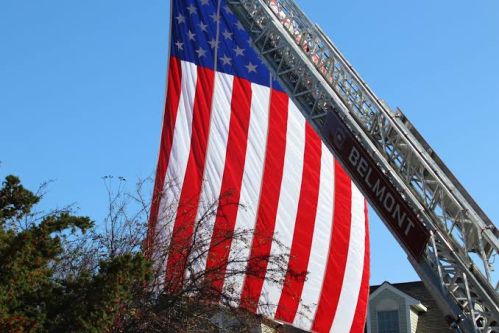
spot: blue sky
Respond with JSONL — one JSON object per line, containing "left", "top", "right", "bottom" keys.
{"left": 1, "top": 0, "right": 498, "bottom": 285}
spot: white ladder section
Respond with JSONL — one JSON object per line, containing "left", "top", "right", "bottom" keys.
{"left": 226, "top": 0, "right": 499, "bottom": 331}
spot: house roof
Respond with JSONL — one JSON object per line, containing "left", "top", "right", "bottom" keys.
{"left": 369, "top": 281, "right": 452, "bottom": 332}
{"left": 370, "top": 281, "right": 428, "bottom": 312}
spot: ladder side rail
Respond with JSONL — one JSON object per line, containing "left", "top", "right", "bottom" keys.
{"left": 393, "top": 107, "right": 497, "bottom": 239}
{"left": 268, "top": 0, "right": 499, "bottom": 261}
{"left": 263, "top": 0, "right": 498, "bottom": 286}
{"left": 318, "top": 32, "right": 493, "bottom": 237}
{"left": 317, "top": 20, "right": 499, "bottom": 284}
{"left": 226, "top": 1, "right": 499, "bottom": 331}
{"left": 274, "top": 0, "right": 496, "bottom": 235}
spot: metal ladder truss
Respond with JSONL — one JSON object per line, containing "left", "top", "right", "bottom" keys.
{"left": 226, "top": 0, "right": 499, "bottom": 331}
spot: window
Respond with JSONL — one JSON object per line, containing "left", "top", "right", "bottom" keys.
{"left": 377, "top": 310, "right": 400, "bottom": 333}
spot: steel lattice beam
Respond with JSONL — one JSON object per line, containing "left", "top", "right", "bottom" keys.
{"left": 226, "top": 0, "right": 499, "bottom": 331}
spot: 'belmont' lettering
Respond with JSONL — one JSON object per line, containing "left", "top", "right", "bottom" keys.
{"left": 321, "top": 112, "right": 429, "bottom": 258}
{"left": 372, "top": 179, "right": 386, "bottom": 201}
{"left": 348, "top": 146, "right": 416, "bottom": 238}
{"left": 383, "top": 192, "right": 395, "bottom": 211}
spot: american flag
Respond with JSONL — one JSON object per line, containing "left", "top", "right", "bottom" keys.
{"left": 147, "top": 0, "right": 369, "bottom": 331}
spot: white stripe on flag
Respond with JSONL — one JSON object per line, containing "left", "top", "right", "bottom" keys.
{"left": 222, "top": 82, "right": 271, "bottom": 305}
{"left": 257, "top": 102, "right": 306, "bottom": 316}
{"left": 329, "top": 183, "right": 366, "bottom": 333}
{"left": 188, "top": 71, "right": 234, "bottom": 278}
{"left": 155, "top": 61, "right": 198, "bottom": 285}
{"left": 293, "top": 144, "right": 335, "bottom": 330}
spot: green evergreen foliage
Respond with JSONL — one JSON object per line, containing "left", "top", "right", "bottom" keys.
{"left": 0, "top": 176, "right": 149, "bottom": 333}
{"left": 0, "top": 175, "right": 298, "bottom": 332}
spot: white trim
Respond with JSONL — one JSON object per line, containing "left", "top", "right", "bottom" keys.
{"left": 366, "top": 307, "right": 372, "bottom": 333}
{"left": 412, "top": 303, "right": 428, "bottom": 313}
{"left": 405, "top": 303, "right": 411, "bottom": 333}
{"left": 369, "top": 282, "right": 426, "bottom": 310}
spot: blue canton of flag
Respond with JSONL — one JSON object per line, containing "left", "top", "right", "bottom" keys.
{"left": 170, "top": 0, "right": 282, "bottom": 89}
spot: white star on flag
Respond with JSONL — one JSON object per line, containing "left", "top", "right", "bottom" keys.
{"left": 245, "top": 61, "right": 257, "bottom": 73}
{"left": 198, "top": 21, "right": 208, "bottom": 32}
{"left": 210, "top": 13, "right": 220, "bottom": 23}
{"left": 223, "top": 5, "right": 233, "bottom": 15}
{"left": 187, "top": 30, "right": 196, "bottom": 41}
{"left": 234, "top": 46, "right": 245, "bottom": 56}
{"left": 195, "top": 47, "right": 207, "bottom": 58}
{"left": 222, "top": 30, "right": 233, "bottom": 40}
{"left": 175, "top": 13, "right": 186, "bottom": 24}
{"left": 220, "top": 54, "right": 232, "bottom": 65}
{"left": 187, "top": 4, "right": 197, "bottom": 15}
{"left": 208, "top": 38, "right": 219, "bottom": 49}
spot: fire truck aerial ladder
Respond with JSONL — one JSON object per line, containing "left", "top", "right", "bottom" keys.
{"left": 225, "top": 0, "right": 499, "bottom": 332}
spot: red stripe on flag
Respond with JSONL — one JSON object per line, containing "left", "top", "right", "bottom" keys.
{"left": 312, "top": 161, "right": 352, "bottom": 332}
{"left": 204, "top": 77, "right": 252, "bottom": 296}
{"left": 146, "top": 56, "right": 182, "bottom": 257}
{"left": 275, "top": 124, "right": 322, "bottom": 322}
{"left": 240, "top": 89, "right": 289, "bottom": 312}
{"left": 164, "top": 66, "right": 216, "bottom": 293}
{"left": 349, "top": 199, "right": 370, "bottom": 333}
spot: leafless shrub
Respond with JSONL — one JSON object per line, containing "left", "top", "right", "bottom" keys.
{"left": 54, "top": 176, "right": 309, "bottom": 332}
